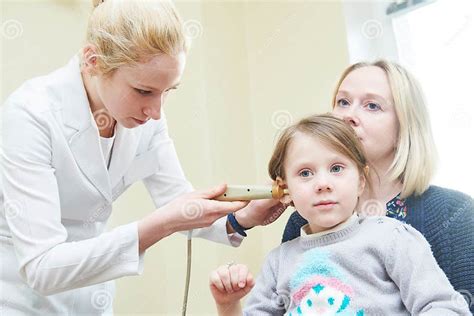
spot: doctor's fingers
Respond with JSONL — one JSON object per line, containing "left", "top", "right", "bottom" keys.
{"left": 205, "top": 199, "right": 249, "bottom": 216}
{"left": 189, "top": 183, "right": 228, "bottom": 199}
{"left": 184, "top": 199, "right": 248, "bottom": 226}
{"left": 176, "top": 199, "right": 248, "bottom": 229}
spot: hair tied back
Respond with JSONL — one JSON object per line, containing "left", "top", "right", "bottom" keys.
{"left": 92, "top": 0, "right": 105, "bottom": 9}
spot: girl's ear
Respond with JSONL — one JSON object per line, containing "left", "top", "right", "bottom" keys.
{"left": 276, "top": 176, "right": 292, "bottom": 204}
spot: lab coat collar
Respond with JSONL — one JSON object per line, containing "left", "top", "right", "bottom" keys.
{"left": 57, "top": 55, "right": 142, "bottom": 202}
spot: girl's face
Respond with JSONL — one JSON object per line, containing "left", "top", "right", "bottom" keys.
{"left": 332, "top": 66, "right": 399, "bottom": 169}
{"left": 93, "top": 52, "right": 186, "bottom": 128}
{"left": 282, "top": 133, "right": 365, "bottom": 234}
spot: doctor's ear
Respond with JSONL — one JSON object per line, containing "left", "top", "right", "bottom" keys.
{"left": 275, "top": 176, "right": 292, "bottom": 205}
{"left": 81, "top": 45, "right": 100, "bottom": 76}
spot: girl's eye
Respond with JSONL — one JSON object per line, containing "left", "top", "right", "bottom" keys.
{"left": 366, "top": 102, "right": 381, "bottom": 111}
{"left": 135, "top": 88, "right": 152, "bottom": 95}
{"left": 299, "top": 170, "right": 313, "bottom": 177}
{"left": 330, "top": 165, "right": 344, "bottom": 173}
{"left": 336, "top": 98, "right": 350, "bottom": 107}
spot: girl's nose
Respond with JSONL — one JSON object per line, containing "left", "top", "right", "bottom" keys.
{"left": 314, "top": 174, "right": 333, "bottom": 192}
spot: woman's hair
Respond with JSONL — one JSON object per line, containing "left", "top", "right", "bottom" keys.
{"left": 332, "top": 60, "right": 437, "bottom": 198}
{"left": 268, "top": 114, "right": 371, "bottom": 192}
{"left": 85, "top": 0, "right": 187, "bottom": 75}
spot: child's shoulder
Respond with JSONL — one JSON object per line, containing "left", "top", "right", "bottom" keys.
{"left": 359, "top": 216, "right": 429, "bottom": 246}
{"left": 264, "top": 235, "right": 306, "bottom": 263}
{"left": 360, "top": 215, "right": 410, "bottom": 230}
{"left": 256, "top": 238, "right": 303, "bottom": 275}
{"left": 273, "top": 235, "right": 301, "bottom": 255}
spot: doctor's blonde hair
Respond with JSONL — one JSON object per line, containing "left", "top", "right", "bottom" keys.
{"left": 85, "top": 0, "right": 187, "bottom": 75}
{"left": 332, "top": 61, "right": 437, "bottom": 198}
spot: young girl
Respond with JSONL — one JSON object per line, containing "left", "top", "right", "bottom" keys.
{"left": 283, "top": 61, "right": 474, "bottom": 312}
{"left": 209, "top": 114, "right": 471, "bottom": 315}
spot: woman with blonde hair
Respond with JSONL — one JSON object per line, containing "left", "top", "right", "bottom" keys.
{"left": 282, "top": 60, "right": 474, "bottom": 312}
{"left": 0, "top": 0, "right": 281, "bottom": 314}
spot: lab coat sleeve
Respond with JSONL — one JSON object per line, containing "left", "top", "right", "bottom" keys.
{"left": 142, "top": 116, "right": 244, "bottom": 247}
{"left": 1, "top": 103, "right": 144, "bottom": 296}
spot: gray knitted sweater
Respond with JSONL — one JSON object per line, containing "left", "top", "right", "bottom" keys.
{"left": 243, "top": 216, "right": 471, "bottom": 315}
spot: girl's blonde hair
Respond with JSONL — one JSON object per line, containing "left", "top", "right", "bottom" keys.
{"left": 268, "top": 114, "right": 372, "bottom": 193}
{"left": 332, "top": 60, "right": 437, "bottom": 198}
{"left": 86, "top": 0, "right": 187, "bottom": 75}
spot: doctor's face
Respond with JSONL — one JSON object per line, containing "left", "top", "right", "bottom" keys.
{"left": 95, "top": 51, "right": 186, "bottom": 128}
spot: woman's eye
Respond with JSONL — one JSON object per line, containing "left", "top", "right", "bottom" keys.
{"left": 366, "top": 102, "right": 381, "bottom": 111}
{"left": 330, "top": 165, "right": 344, "bottom": 173}
{"left": 135, "top": 88, "right": 152, "bottom": 95}
{"left": 336, "top": 98, "right": 350, "bottom": 107}
{"left": 299, "top": 170, "right": 313, "bottom": 177}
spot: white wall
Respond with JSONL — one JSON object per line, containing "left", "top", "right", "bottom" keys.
{"left": 341, "top": 0, "right": 399, "bottom": 63}
{"left": 341, "top": 0, "right": 474, "bottom": 196}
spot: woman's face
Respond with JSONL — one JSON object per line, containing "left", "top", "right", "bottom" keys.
{"left": 332, "top": 66, "right": 399, "bottom": 170}
{"left": 94, "top": 51, "right": 186, "bottom": 128}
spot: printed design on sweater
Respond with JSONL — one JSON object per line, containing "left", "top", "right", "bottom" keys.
{"left": 287, "top": 249, "right": 364, "bottom": 316}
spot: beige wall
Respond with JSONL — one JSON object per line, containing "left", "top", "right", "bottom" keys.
{"left": 1, "top": 0, "right": 348, "bottom": 314}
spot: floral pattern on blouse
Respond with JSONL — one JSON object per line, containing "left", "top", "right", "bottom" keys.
{"left": 386, "top": 193, "right": 407, "bottom": 222}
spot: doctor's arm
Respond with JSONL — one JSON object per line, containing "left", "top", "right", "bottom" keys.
{"left": 137, "top": 184, "right": 249, "bottom": 252}
{"left": 1, "top": 104, "right": 149, "bottom": 295}
{"left": 141, "top": 117, "right": 287, "bottom": 247}
{"left": 1, "top": 103, "right": 246, "bottom": 296}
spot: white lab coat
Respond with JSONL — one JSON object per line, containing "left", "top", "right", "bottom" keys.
{"left": 0, "top": 56, "right": 242, "bottom": 315}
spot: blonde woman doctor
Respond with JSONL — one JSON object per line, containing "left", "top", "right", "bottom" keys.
{"left": 0, "top": 0, "right": 283, "bottom": 314}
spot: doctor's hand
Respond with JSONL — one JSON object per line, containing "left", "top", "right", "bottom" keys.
{"left": 231, "top": 198, "right": 288, "bottom": 230}
{"left": 138, "top": 184, "right": 248, "bottom": 252}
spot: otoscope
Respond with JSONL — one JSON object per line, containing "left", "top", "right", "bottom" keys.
{"left": 215, "top": 184, "right": 289, "bottom": 201}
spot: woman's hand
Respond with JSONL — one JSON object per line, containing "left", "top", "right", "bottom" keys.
{"left": 209, "top": 263, "right": 255, "bottom": 314}
{"left": 138, "top": 184, "right": 248, "bottom": 252}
